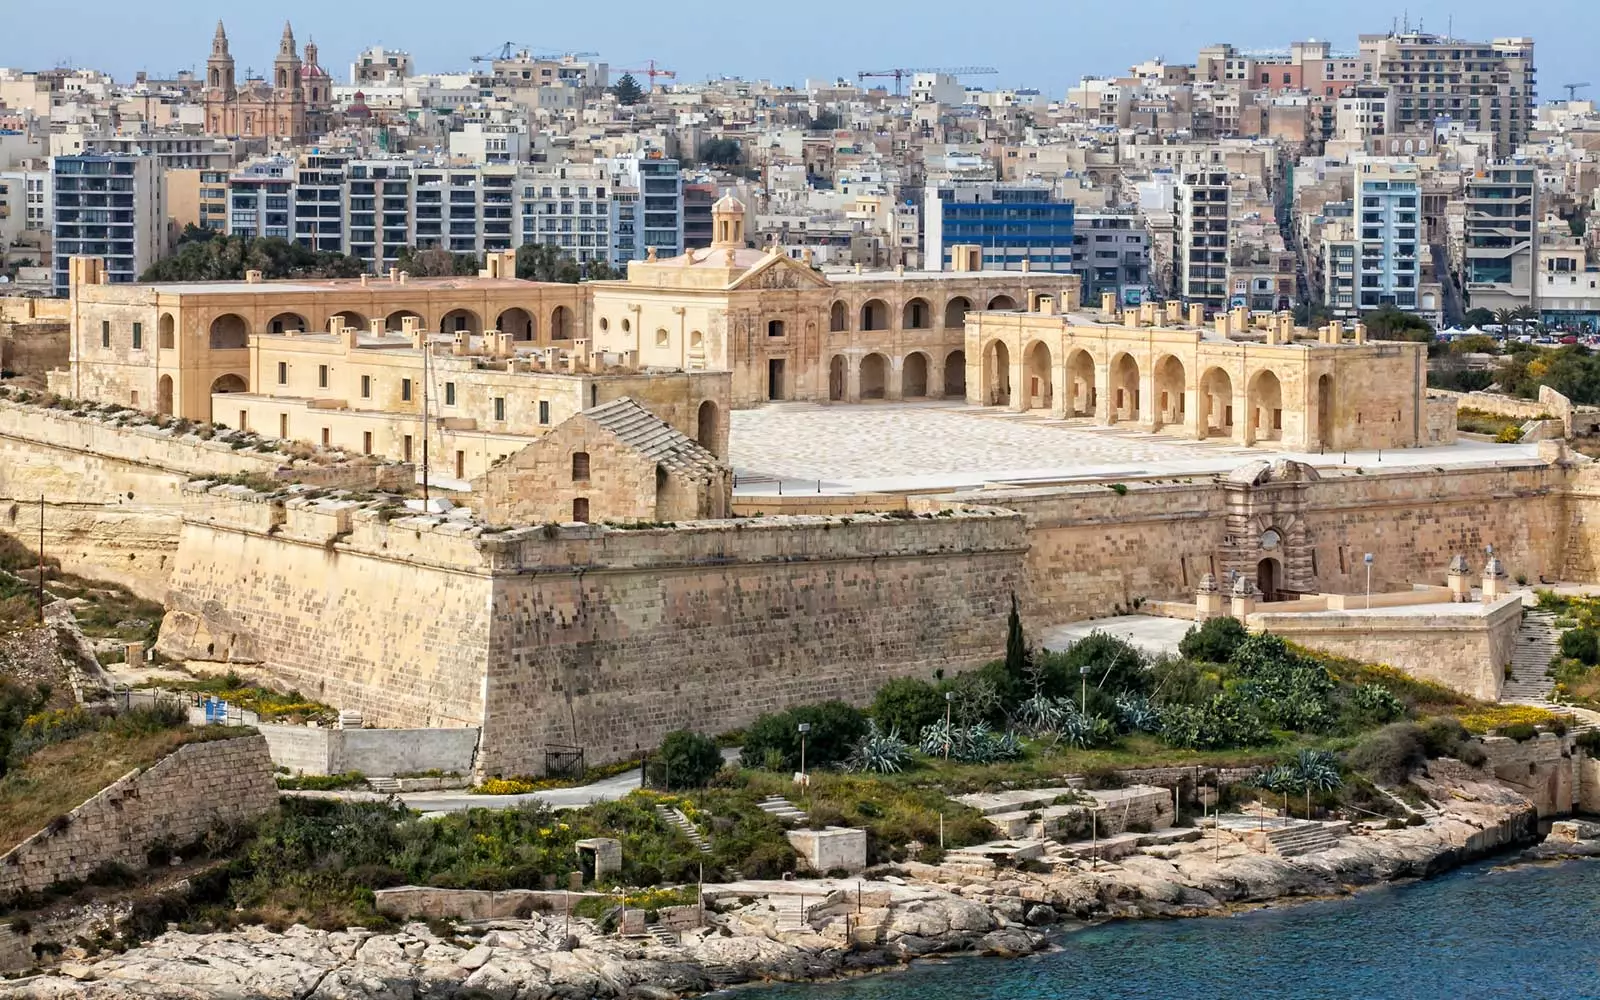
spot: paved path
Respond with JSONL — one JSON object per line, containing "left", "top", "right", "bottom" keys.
{"left": 1038, "top": 615, "right": 1193, "bottom": 657}
{"left": 728, "top": 401, "right": 1541, "bottom": 496}
{"left": 287, "top": 768, "right": 647, "bottom": 813}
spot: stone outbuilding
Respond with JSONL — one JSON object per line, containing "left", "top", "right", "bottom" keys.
{"left": 474, "top": 396, "right": 731, "bottom": 525}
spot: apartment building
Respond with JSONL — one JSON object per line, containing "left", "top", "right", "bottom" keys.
{"left": 293, "top": 151, "right": 347, "bottom": 253}
{"left": 1175, "top": 167, "right": 1230, "bottom": 310}
{"left": 1353, "top": 161, "right": 1423, "bottom": 312}
{"left": 607, "top": 154, "right": 684, "bottom": 265}
{"left": 519, "top": 161, "right": 611, "bottom": 267}
{"left": 1071, "top": 212, "right": 1149, "bottom": 306}
{"left": 413, "top": 163, "right": 517, "bottom": 256}
{"left": 343, "top": 159, "right": 413, "bottom": 271}
{"left": 226, "top": 158, "right": 293, "bottom": 240}
{"left": 1463, "top": 163, "right": 1538, "bottom": 312}
{"left": 50, "top": 153, "right": 165, "bottom": 295}
{"left": 923, "top": 181, "right": 1076, "bottom": 272}
{"left": 1358, "top": 32, "right": 1536, "bottom": 157}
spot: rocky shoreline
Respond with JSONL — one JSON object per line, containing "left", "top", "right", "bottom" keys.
{"left": 0, "top": 769, "right": 1563, "bottom": 999}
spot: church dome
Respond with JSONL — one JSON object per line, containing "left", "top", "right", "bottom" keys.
{"left": 711, "top": 193, "right": 746, "bottom": 213}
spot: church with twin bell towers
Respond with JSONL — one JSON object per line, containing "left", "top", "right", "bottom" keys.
{"left": 203, "top": 21, "right": 332, "bottom": 143}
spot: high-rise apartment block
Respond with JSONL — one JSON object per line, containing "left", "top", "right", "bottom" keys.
{"left": 1463, "top": 163, "right": 1538, "bottom": 312}
{"left": 1357, "top": 32, "right": 1535, "bottom": 156}
{"left": 1354, "top": 161, "right": 1423, "bottom": 312}
{"left": 1175, "top": 168, "right": 1230, "bottom": 309}
{"left": 1071, "top": 212, "right": 1149, "bottom": 306}
{"left": 50, "top": 153, "right": 164, "bottom": 294}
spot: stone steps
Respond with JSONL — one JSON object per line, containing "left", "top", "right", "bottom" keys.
{"left": 1246, "top": 820, "right": 1350, "bottom": 857}
{"left": 1503, "top": 612, "right": 1561, "bottom": 704}
{"left": 758, "top": 796, "right": 808, "bottom": 824}
{"left": 646, "top": 924, "right": 679, "bottom": 946}
{"left": 366, "top": 776, "right": 400, "bottom": 795}
{"left": 654, "top": 804, "right": 711, "bottom": 853}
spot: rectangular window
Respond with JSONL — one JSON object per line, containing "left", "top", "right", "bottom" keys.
{"left": 131, "top": 322, "right": 142, "bottom": 349}
{"left": 320, "top": 427, "right": 331, "bottom": 447}
{"left": 403, "top": 434, "right": 413, "bottom": 462}
{"left": 279, "top": 414, "right": 288, "bottom": 438}
{"left": 401, "top": 379, "right": 412, "bottom": 402}
{"left": 318, "top": 364, "right": 329, "bottom": 389}
{"left": 277, "top": 361, "right": 288, "bottom": 385}
{"left": 444, "top": 382, "right": 456, "bottom": 406}
{"left": 539, "top": 400, "right": 550, "bottom": 425}
{"left": 361, "top": 374, "right": 371, "bottom": 398}
{"left": 493, "top": 396, "right": 505, "bottom": 421}
{"left": 362, "top": 431, "right": 373, "bottom": 455}
{"left": 571, "top": 451, "right": 590, "bottom": 481}
{"left": 101, "top": 320, "right": 110, "bottom": 348}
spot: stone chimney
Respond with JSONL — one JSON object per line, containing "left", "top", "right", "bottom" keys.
{"left": 360, "top": 273, "right": 370, "bottom": 287}
{"left": 1101, "top": 291, "right": 1118, "bottom": 320}
{"left": 1020, "top": 257, "right": 1031, "bottom": 273}
{"left": 388, "top": 267, "right": 399, "bottom": 284}
{"left": 1482, "top": 555, "right": 1510, "bottom": 602}
{"left": 1037, "top": 295, "right": 1057, "bottom": 316}
{"left": 451, "top": 331, "right": 470, "bottom": 356}
{"left": 1188, "top": 303, "right": 1205, "bottom": 327}
{"left": 1062, "top": 275, "right": 1083, "bottom": 312}
{"left": 369, "top": 319, "right": 384, "bottom": 339}
{"left": 1353, "top": 322, "right": 1368, "bottom": 345}
{"left": 1278, "top": 311, "right": 1294, "bottom": 343}
{"left": 245, "top": 269, "right": 263, "bottom": 284}
{"left": 1124, "top": 306, "right": 1140, "bottom": 329}
{"left": 1230, "top": 305, "right": 1248, "bottom": 335}
{"left": 340, "top": 319, "right": 357, "bottom": 353}
{"left": 1215, "top": 315, "right": 1232, "bottom": 339}
{"left": 1139, "top": 301, "right": 1157, "bottom": 327}
{"left": 403, "top": 315, "right": 424, "bottom": 350}
{"left": 1195, "top": 574, "right": 1225, "bottom": 620}
{"left": 1230, "top": 575, "right": 1257, "bottom": 620}
{"left": 1447, "top": 554, "right": 1472, "bottom": 603}
{"left": 398, "top": 270, "right": 409, "bottom": 285}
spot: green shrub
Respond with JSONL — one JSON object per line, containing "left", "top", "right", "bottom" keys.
{"left": 870, "top": 678, "right": 945, "bottom": 736}
{"left": 1039, "top": 632, "right": 1148, "bottom": 701}
{"left": 1561, "top": 628, "right": 1600, "bottom": 667}
{"left": 1499, "top": 722, "right": 1538, "bottom": 742}
{"left": 1419, "top": 717, "right": 1470, "bottom": 758}
{"left": 738, "top": 701, "right": 867, "bottom": 772}
{"left": 1231, "top": 633, "right": 1335, "bottom": 731}
{"left": 1350, "top": 683, "right": 1406, "bottom": 723}
{"left": 1575, "top": 729, "right": 1600, "bottom": 754}
{"left": 1345, "top": 723, "right": 1427, "bottom": 784}
{"left": 1179, "top": 617, "right": 1247, "bottom": 663}
{"left": 1158, "top": 692, "right": 1270, "bottom": 750}
{"left": 647, "top": 730, "right": 721, "bottom": 789}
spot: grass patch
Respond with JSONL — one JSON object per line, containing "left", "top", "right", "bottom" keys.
{"left": 1456, "top": 407, "right": 1538, "bottom": 438}
{"left": 0, "top": 723, "right": 249, "bottom": 855}
{"left": 157, "top": 671, "right": 336, "bottom": 725}
{"left": 277, "top": 772, "right": 367, "bottom": 791}
{"left": 0, "top": 534, "right": 163, "bottom": 642}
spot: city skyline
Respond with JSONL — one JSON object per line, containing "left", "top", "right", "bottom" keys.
{"left": 2, "top": 0, "right": 1591, "bottom": 103}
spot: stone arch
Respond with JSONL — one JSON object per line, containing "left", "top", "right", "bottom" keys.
{"left": 988, "top": 294, "right": 1017, "bottom": 311}
{"left": 157, "top": 374, "right": 173, "bottom": 416}
{"left": 829, "top": 301, "right": 848, "bottom": 332}
{"left": 945, "top": 297, "right": 972, "bottom": 329}
{"left": 982, "top": 339, "right": 1011, "bottom": 406}
{"left": 902, "top": 351, "right": 930, "bottom": 398}
{"left": 158, "top": 313, "right": 176, "bottom": 350}
{"left": 903, "top": 298, "right": 932, "bottom": 330}
{"left": 1256, "top": 556, "right": 1282, "bottom": 602}
{"left": 860, "top": 353, "right": 889, "bottom": 399}
{"left": 697, "top": 399, "right": 720, "bottom": 456}
{"left": 1200, "top": 367, "right": 1235, "bottom": 440}
{"left": 828, "top": 355, "right": 847, "bottom": 401}
{"left": 1153, "top": 354, "right": 1186, "bottom": 429}
{"left": 1248, "top": 369, "right": 1284, "bottom": 444}
{"left": 496, "top": 307, "right": 534, "bottom": 341}
{"left": 551, "top": 306, "right": 574, "bottom": 340}
{"left": 1316, "top": 373, "right": 1335, "bottom": 450}
{"left": 385, "top": 309, "right": 423, "bottom": 332}
{"left": 208, "top": 313, "right": 250, "bottom": 350}
{"left": 331, "top": 310, "right": 366, "bottom": 331}
{"left": 943, "top": 349, "right": 966, "bottom": 398}
{"left": 211, "top": 373, "right": 247, "bottom": 394}
{"left": 1065, "top": 348, "right": 1096, "bottom": 416}
{"left": 860, "top": 299, "right": 889, "bottom": 331}
{"left": 1024, "top": 340, "right": 1053, "bottom": 411}
{"left": 439, "top": 308, "right": 481, "bottom": 334}
{"left": 267, "top": 312, "right": 308, "bottom": 334}
{"left": 1109, "top": 352, "right": 1140, "bottom": 423}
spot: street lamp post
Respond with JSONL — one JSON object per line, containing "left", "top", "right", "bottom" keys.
{"left": 1364, "top": 552, "right": 1374, "bottom": 609}
{"left": 1080, "top": 665, "right": 1090, "bottom": 715}
{"left": 944, "top": 691, "right": 954, "bottom": 760}
{"left": 797, "top": 722, "right": 811, "bottom": 782}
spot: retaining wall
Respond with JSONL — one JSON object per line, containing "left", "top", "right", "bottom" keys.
{"left": 258, "top": 723, "right": 480, "bottom": 777}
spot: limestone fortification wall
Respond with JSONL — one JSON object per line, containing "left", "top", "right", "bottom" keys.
{"left": 0, "top": 735, "right": 277, "bottom": 897}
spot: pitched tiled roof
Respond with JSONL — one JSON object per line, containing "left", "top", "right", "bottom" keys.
{"left": 585, "top": 397, "right": 724, "bottom": 477}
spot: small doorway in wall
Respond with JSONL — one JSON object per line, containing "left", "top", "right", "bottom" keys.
{"left": 1256, "top": 557, "right": 1280, "bottom": 603}
{"left": 768, "top": 358, "right": 786, "bottom": 401}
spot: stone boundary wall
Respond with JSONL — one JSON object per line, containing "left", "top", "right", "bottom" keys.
{"left": 374, "top": 886, "right": 599, "bottom": 920}
{"left": 0, "top": 320, "right": 69, "bottom": 380}
{"left": 0, "top": 299, "right": 68, "bottom": 324}
{"left": 258, "top": 723, "right": 480, "bottom": 777}
{"left": 1479, "top": 732, "right": 1582, "bottom": 818}
{"left": 0, "top": 735, "right": 277, "bottom": 897}
{"left": 1433, "top": 385, "right": 1600, "bottom": 438}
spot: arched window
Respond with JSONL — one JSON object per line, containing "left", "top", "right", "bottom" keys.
{"left": 572, "top": 451, "right": 590, "bottom": 481}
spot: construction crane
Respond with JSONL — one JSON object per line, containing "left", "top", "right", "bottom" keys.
{"left": 531, "top": 50, "right": 599, "bottom": 62}
{"left": 615, "top": 59, "right": 677, "bottom": 90}
{"left": 856, "top": 66, "right": 997, "bottom": 97}
{"left": 1564, "top": 82, "right": 1592, "bottom": 101}
{"left": 471, "top": 42, "right": 530, "bottom": 65}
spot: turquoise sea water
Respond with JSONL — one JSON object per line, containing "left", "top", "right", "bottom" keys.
{"left": 730, "top": 858, "right": 1600, "bottom": 1000}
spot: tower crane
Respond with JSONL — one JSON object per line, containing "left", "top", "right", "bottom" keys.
{"left": 1564, "top": 82, "right": 1592, "bottom": 101}
{"left": 856, "top": 66, "right": 997, "bottom": 97}
{"left": 615, "top": 59, "right": 677, "bottom": 90}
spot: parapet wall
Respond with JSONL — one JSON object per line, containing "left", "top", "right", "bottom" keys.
{"left": 0, "top": 735, "right": 277, "bottom": 897}
{"left": 258, "top": 723, "right": 480, "bottom": 777}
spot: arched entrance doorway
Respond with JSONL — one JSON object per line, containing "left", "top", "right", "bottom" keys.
{"left": 1256, "top": 557, "right": 1281, "bottom": 602}
{"left": 439, "top": 308, "right": 480, "bottom": 334}
{"left": 903, "top": 298, "right": 931, "bottom": 330}
{"left": 1109, "top": 353, "right": 1140, "bottom": 423}
{"left": 860, "top": 299, "right": 889, "bottom": 331}
{"left": 1025, "top": 341, "right": 1053, "bottom": 411}
{"left": 1316, "top": 374, "right": 1334, "bottom": 451}
{"left": 331, "top": 310, "right": 367, "bottom": 331}
{"left": 209, "top": 373, "right": 247, "bottom": 423}
{"left": 157, "top": 375, "right": 173, "bottom": 416}
{"left": 987, "top": 294, "right": 1017, "bottom": 311}
{"left": 943, "top": 349, "right": 966, "bottom": 397}
{"left": 497, "top": 307, "right": 535, "bottom": 341}
{"left": 902, "top": 352, "right": 930, "bottom": 398}
{"left": 697, "top": 400, "right": 720, "bottom": 457}
{"left": 266, "top": 312, "right": 307, "bottom": 334}
{"left": 945, "top": 297, "right": 971, "bottom": 329}
{"left": 860, "top": 353, "right": 888, "bottom": 399}
{"left": 1249, "top": 369, "right": 1284, "bottom": 444}
{"left": 1153, "top": 355, "right": 1186, "bottom": 429}
{"left": 551, "top": 306, "right": 573, "bottom": 340}
{"left": 208, "top": 314, "right": 249, "bottom": 349}
{"left": 1200, "top": 367, "right": 1235, "bottom": 440}
{"left": 828, "top": 355, "right": 847, "bottom": 401}
{"left": 1066, "top": 349, "right": 1095, "bottom": 416}
{"left": 982, "top": 340, "right": 1011, "bottom": 406}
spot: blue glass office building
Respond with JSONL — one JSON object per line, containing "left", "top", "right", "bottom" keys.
{"left": 925, "top": 183, "right": 1075, "bottom": 272}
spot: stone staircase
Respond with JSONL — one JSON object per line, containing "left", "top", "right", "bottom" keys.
{"left": 1245, "top": 820, "right": 1351, "bottom": 857}
{"left": 1504, "top": 610, "right": 1561, "bottom": 704}
{"left": 366, "top": 776, "right": 401, "bottom": 795}
{"left": 646, "top": 924, "right": 679, "bottom": 946}
{"left": 765, "top": 894, "right": 814, "bottom": 932}
{"left": 654, "top": 804, "right": 711, "bottom": 854}
{"left": 758, "top": 795, "right": 808, "bottom": 825}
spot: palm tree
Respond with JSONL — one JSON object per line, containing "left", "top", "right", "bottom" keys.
{"left": 1494, "top": 308, "right": 1517, "bottom": 328}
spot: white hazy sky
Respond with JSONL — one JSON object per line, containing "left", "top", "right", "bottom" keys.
{"left": 1, "top": 0, "right": 1589, "bottom": 103}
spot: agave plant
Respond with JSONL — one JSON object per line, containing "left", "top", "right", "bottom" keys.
{"left": 846, "top": 720, "right": 913, "bottom": 774}
{"left": 1055, "top": 707, "right": 1113, "bottom": 749}
{"left": 1017, "top": 693, "right": 1069, "bottom": 734}
{"left": 919, "top": 718, "right": 954, "bottom": 758}
{"left": 1294, "top": 749, "right": 1342, "bottom": 792}
{"left": 1114, "top": 692, "right": 1161, "bottom": 735}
